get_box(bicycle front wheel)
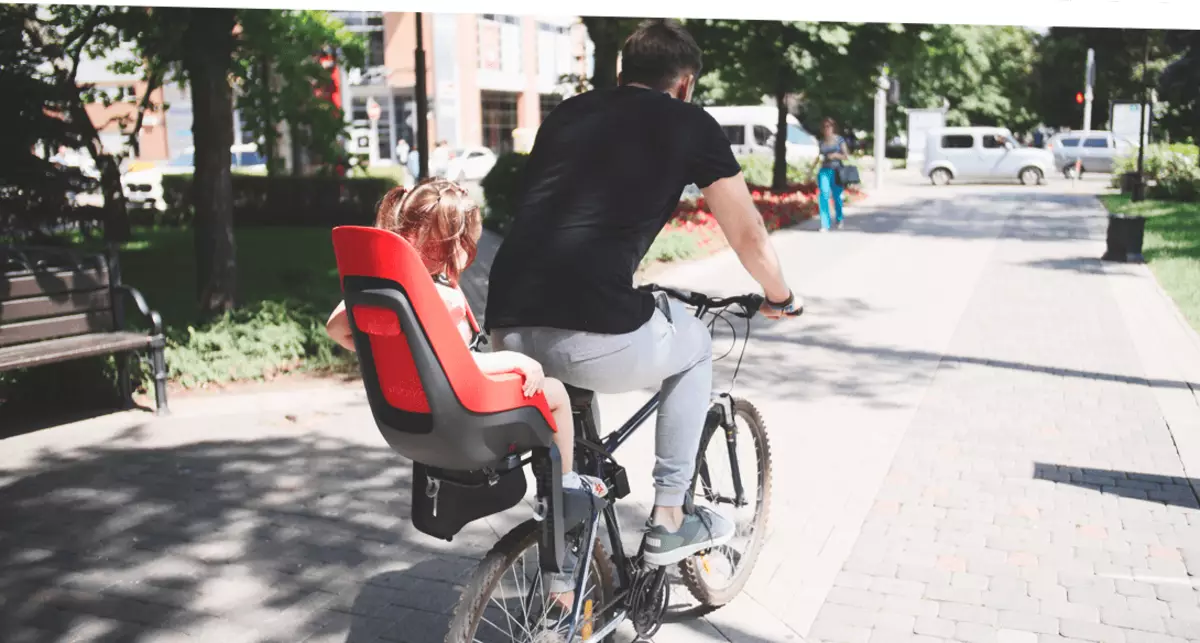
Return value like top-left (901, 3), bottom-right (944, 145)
top-left (445, 519), bottom-right (616, 643)
top-left (680, 397), bottom-right (773, 606)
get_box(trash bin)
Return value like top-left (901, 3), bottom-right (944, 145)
top-left (1119, 172), bottom-right (1140, 195)
top-left (1101, 212), bottom-right (1146, 263)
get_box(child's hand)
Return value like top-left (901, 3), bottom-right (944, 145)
top-left (509, 354), bottom-right (546, 397)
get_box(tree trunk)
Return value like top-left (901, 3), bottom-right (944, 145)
top-left (583, 17), bottom-right (620, 89)
top-left (182, 8), bottom-right (237, 318)
top-left (772, 72), bottom-right (789, 193)
top-left (57, 8), bottom-right (130, 244)
top-left (261, 54), bottom-right (279, 177)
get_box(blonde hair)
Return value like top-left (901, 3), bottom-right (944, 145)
top-left (375, 179), bottom-right (482, 286)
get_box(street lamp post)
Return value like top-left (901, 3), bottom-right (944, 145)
top-left (874, 67), bottom-right (889, 191)
top-left (415, 12), bottom-right (430, 181)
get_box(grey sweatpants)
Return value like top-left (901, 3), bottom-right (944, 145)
top-left (491, 299), bottom-right (712, 507)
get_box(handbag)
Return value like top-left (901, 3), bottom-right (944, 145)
top-left (836, 165), bottom-right (861, 187)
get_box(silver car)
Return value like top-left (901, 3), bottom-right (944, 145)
top-left (923, 126), bottom-right (1055, 186)
top-left (1047, 130), bottom-right (1135, 178)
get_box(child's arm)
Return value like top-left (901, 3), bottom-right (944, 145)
top-left (473, 350), bottom-right (545, 398)
top-left (326, 301), bottom-right (356, 352)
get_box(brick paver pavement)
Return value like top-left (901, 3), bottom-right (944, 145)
top-left (801, 187), bottom-right (1200, 643)
top-left (3, 177), bottom-right (1198, 643)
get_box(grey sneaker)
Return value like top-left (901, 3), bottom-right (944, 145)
top-left (642, 506), bottom-right (735, 567)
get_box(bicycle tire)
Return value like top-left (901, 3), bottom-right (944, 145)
top-left (679, 398), bottom-right (773, 607)
top-left (445, 518), bottom-right (617, 643)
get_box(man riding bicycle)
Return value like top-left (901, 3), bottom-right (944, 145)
top-left (485, 18), bottom-right (801, 576)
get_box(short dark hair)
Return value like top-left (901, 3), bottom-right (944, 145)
top-left (619, 19), bottom-right (702, 92)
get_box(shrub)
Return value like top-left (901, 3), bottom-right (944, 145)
top-left (1112, 143), bottom-right (1200, 201)
top-left (160, 175), bottom-right (397, 228)
top-left (165, 299), bottom-right (347, 389)
top-left (480, 152), bottom-right (529, 235)
top-left (736, 155), bottom-right (812, 188)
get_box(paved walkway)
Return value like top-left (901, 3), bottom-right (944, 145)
top-left (2, 176), bottom-right (1199, 643)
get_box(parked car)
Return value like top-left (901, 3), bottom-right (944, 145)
top-left (923, 126), bottom-right (1055, 186)
top-left (121, 161), bottom-right (167, 212)
top-left (705, 105), bottom-right (821, 163)
top-left (441, 146), bottom-right (497, 182)
top-left (1046, 130), bottom-right (1135, 178)
top-left (122, 143), bottom-right (266, 211)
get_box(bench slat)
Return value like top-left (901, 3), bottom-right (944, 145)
top-left (0, 311), bottom-right (115, 347)
top-left (0, 290), bottom-right (112, 323)
top-left (0, 332), bottom-right (152, 371)
top-left (3, 267), bottom-right (109, 300)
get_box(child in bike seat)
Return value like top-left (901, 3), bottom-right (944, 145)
top-left (325, 179), bottom-right (606, 501)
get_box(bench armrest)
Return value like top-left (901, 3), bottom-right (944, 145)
top-left (113, 284), bottom-right (164, 337)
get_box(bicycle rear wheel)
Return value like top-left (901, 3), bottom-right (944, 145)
top-left (680, 398), bottom-right (773, 606)
top-left (445, 519), bottom-right (616, 643)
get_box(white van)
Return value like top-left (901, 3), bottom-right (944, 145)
top-left (705, 105), bottom-right (820, 163)
top-left (923, 126), bottom-right (1055, 186)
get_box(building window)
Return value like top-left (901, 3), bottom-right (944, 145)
top-left (537, 22), bottom-right (572, 78)
top-left (481, 91), bottom-right (519, 154)
top-left (331, 11), bottom-right (386, 77)
top-left (350, 95), bottom-right (394, 160)
top-left (540, 94), bottom-right (563, 122)
top-left (367, 30), bottom-right (385, 69)
top-left (479, 14), bottom-right (521, 74)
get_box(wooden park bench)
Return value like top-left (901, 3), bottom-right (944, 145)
top-left (1, 246), bottom-right (169, 414)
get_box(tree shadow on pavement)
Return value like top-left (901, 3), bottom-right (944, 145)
top-left (0, 433), bottom-right (498, 643)
top-left (844, 191), bottom-right (1104, 243)
top-left (1032, 462), bottom-right (1200, 510)
top-left (747, 333), bottom-right (1200, 397)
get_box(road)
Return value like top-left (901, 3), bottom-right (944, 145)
top-left (2, 174), bottom-right (1198, 643)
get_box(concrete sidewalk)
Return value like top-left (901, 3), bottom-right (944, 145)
top-left (2, 179), bottom-right (1198, 643)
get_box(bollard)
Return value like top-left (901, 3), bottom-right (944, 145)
top-left (1101, 212), bottom-right (1146, 263)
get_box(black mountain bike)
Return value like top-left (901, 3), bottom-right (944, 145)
top-left (445, 285), bottom-right (796, 643)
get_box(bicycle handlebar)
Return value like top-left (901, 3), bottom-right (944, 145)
top-left (637, 283), bottom-right (772, 319)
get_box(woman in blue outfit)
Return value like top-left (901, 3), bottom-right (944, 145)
top-left (810, 117), bottom-right (850, 231)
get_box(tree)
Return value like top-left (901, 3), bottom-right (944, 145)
top-left (890, 25), bottom-right (1039, 134)
top-left (1157, 30), bottom-right (1200, 151)
top-left (49, 7), bottom-right (359, 317)
top-left (580, 17), bottom-right (640, 89)
top-left (1032, 28), bottom-right (1174, 133)
top-left (234, 10), bottom-right (364, 176)
top-left (0, 5), bottom-right (100, 240)
top-left (691, 20), bottom-right (928, 191)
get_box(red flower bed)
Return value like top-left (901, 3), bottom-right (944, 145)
top-left (670, 180), bottom-right (863, 234)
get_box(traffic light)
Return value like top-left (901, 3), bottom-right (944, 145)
top-left (1075, 92), bottom-right (1085, 104)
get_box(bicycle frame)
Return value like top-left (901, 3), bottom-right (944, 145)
top-left (537, 297), bottom-right (753, 642)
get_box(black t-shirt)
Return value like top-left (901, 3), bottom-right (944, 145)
top-left (484, 86), bottom-right (742, 335)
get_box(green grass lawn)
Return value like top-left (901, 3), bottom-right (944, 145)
top-left (1099, 195), bottom-right (1200, 333)
top-left (112, 226), bottom-right (342, 326)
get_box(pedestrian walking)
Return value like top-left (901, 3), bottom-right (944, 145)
top-left (809, 117), bottom-right (850, 232)
top-left (405, 148), bottom-right (420, 188)
top-left (430, 140), bottom-right (451, 178)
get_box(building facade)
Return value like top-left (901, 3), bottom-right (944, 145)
top-left (334, 12), bottom-right (593, 164)
top-left (76, 12), bottom-right (593, 168)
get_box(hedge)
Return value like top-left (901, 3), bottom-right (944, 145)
top-left (479, 152), bottom-right (821, 237)
top-left (145, 175), bottom-right (398, 228)
top-left (1111, 143), bottom-right (1200, 202)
